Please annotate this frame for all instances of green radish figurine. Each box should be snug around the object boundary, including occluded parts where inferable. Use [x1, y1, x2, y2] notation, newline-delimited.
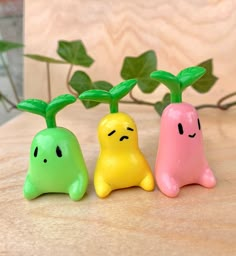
[79, 79, 155, 198]
[17, 94, 89, 201]
[150, 67, 216, 197]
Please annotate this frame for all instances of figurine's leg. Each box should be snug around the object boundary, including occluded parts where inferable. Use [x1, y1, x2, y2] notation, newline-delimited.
[69, 176, 88, 201]
[157, 173, 180, 198]
[139, 172, 155, 191]
[94, 176, 112, 198]
[198, 167, 216, 188]
[23, 175, 42, 200]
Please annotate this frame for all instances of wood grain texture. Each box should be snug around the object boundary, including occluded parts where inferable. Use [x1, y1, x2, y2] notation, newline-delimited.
[0, 102, 236, 255]
[24, 0, 236, 103]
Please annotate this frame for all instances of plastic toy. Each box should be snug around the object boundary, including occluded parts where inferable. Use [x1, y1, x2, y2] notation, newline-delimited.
[150, 67, 216, 197]
[79, 79, 155, 198]
[17, 94, 89, 201]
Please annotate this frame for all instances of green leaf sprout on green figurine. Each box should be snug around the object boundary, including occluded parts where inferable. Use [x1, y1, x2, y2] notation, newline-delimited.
[17, 94, 89, 201]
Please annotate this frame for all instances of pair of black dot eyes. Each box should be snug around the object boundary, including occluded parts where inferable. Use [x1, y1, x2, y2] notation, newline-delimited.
[108, 127, 134, 136]
[178, 119, 201, 135]
[33, 146, 62, 158]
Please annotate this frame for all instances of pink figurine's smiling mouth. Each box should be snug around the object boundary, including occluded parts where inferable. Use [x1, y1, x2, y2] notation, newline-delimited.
[188, 133, 196, 138]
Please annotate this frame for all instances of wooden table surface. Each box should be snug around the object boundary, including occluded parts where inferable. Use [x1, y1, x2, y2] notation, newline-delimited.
[0, 102, 236, 255]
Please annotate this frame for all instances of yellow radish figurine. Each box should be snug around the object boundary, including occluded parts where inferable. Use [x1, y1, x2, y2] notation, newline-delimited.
[79, 79, 154, 198]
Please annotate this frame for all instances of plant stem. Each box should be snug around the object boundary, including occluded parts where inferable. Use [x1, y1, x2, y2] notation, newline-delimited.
[1, 98, 10, 111]
[120, 99, 155, 106]
[222, 101, 236, 109]
[66, 64, 77, 96]
[0, 91, 17, 109]
[121, 90, 236, 113]
[128, 90, 155, 106]
[195, 104, 219, 110]
[217, 91, 236, 109]
[46, 62, 52, 102]
[0, 53, 20, 103]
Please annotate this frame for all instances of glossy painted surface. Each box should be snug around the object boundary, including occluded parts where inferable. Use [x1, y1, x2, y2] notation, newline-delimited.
[24, 127, 89, 200]
[94, 112, 154, 198]
[155, 103, 216, 197]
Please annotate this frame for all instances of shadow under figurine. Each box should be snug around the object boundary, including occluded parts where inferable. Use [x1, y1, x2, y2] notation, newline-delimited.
[150, 67, 216, 197]
[79, 79, 155, 198]
[17, 94, 89, 201]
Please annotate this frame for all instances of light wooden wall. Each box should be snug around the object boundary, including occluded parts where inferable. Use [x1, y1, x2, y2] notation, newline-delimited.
[24, 0, 236, 105]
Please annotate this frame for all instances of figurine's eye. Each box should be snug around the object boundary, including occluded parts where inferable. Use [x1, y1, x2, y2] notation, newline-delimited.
[108, 130, 116, 136]
[127, 127, 134, 131]
[56, 146, 62, 157]
[198, 118, 201, 130]
[34, 147, 38, 157]
[178, 123, 184, 135]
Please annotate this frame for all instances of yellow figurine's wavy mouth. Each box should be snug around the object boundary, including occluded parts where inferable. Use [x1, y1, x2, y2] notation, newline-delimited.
[106, 124, 133, 142]
[120, 135, 129, 141]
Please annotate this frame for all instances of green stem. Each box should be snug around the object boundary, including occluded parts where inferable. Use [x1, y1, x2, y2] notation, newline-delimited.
[110, 100, 119, 113]
[46, 115, 56, 128]
[0, 53, 20, 103]
[171, 92, 182, 103]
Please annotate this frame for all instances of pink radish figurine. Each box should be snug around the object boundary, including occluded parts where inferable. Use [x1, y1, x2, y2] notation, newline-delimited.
[150, 67, 216, 197]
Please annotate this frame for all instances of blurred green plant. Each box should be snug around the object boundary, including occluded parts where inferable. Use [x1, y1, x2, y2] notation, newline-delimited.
[25, 39, 236, 115]
[0, 40, 23, 111]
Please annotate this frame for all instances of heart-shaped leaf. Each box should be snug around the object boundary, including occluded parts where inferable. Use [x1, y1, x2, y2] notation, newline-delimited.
[0, 40, 23, 53]
[70, 71, 113, 108]
[57, 40, 94, 67]
[93, 81, 113, 91]
[24, 54, 66, 64]
[154, 93, 171, 116]
[191, 59, 218, 93]
[120, 50, 160, 93]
